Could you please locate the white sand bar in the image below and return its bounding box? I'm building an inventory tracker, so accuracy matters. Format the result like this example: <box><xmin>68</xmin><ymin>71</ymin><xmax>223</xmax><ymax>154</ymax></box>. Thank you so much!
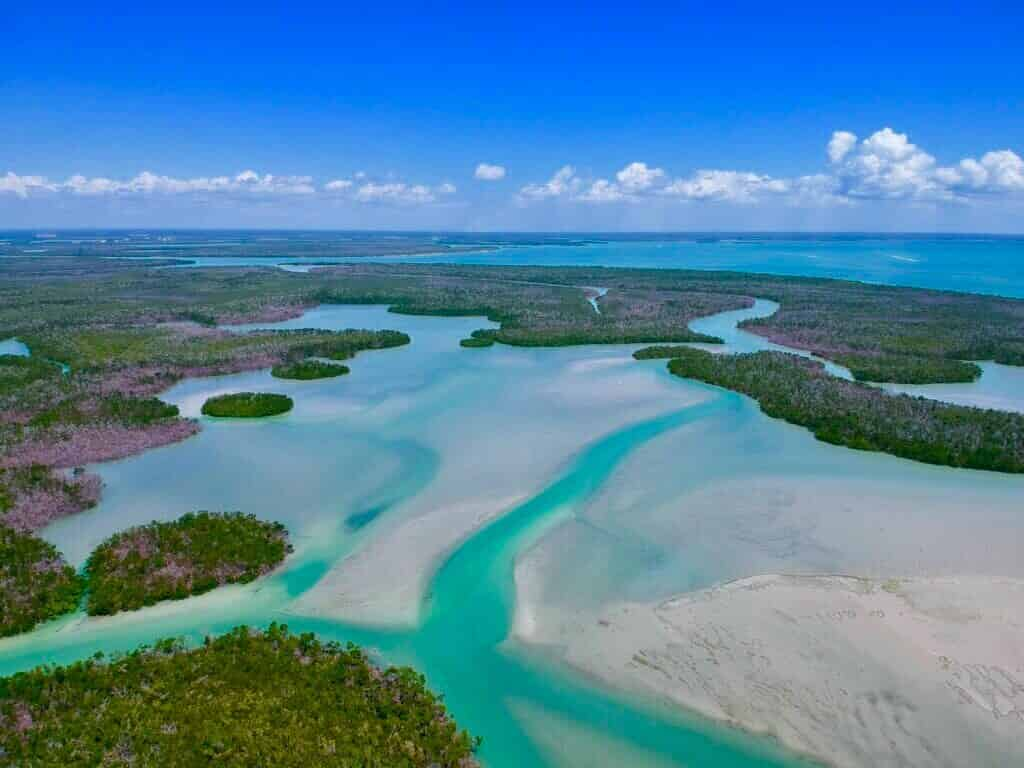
<box><xmin>521</xmin><ymin>575</ymin><xmax>1023</xmax><ymax>768</ymax></box>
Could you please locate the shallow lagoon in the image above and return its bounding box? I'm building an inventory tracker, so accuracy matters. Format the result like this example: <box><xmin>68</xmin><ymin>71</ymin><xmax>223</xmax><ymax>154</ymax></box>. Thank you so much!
<box><xmin>3</xmin><ymin>302</ymin><xmax>1024</xmax><ymax>767</ymax></box>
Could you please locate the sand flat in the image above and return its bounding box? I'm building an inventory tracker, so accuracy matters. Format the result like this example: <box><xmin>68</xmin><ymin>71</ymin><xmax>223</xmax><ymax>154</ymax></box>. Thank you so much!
<box><xmin>519</xmin><ymin>575</ymin><xmax>1024</xmax><ymax>768</ymax></box>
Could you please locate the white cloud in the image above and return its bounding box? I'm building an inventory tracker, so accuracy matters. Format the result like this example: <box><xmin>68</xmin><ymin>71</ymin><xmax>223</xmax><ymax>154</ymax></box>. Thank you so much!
<box><xmin>0</xmin><ymin>169</ymin><xmax>453</xmax><ymax>204</ymax></box>
<box><xmin>4</xmin><ymin>132</ymin><xmax>1022</xmax><ymax>215</ymax></box>
<box><xmin>788</xmin><ymin>173</ymin><xmax>850</xmax><ymax>206</ymax></box>
<box><xmin>325</xmin><ymin>176</ymin><xmax>454</xmax><ymax>203</ymax></box>
<box><xmin>662</xmin><ymin>170</ymin><xmax>789</xmax><ymax>203</ymax></box>
<box><xmin>354</xmin><ymin>183</ymin><xmax>435</xmax><ymax>204</ymax></box>
<box><xmin>827</xmin><ymin>131</ymin><xmax>857</xmax><ymax>163</ymax></box>
<box><xmin>936</xmin><ymin>150</ymin><xmax>1024</xmax><ymax>194</ymax></box>
<box><xmin>831</xmin><ymin>127</ymin><xmax>943</xmax><ymax>200</ymax></box>
<box><xmin>518</xmin><ymin>165</ymin><xmax>580</xmax><ymax>200</ymax></box>
<box><xmin>510</xmin><ymin>127</ymin><xmax>1020</xmax><ymax>210</ymax></box>
<box><xmin>474</xmin><ymin>163</ymin><xmax>506</xmax><ymax>181</ymax></box>
<box><xmin>350</xmin><ymin>180</ymin><xmax>454</xmax><ymax>204</ymax></box>
<box><xmin>0</xmin><ymin>172</ymin><xmax>57</xmax><ymax>198</ymax></box>
<box><xmin>577</xmin><ymin>179</ymin><xmax>626</xmax><ymax>203</ymax></box>
<box><xmin>616</xmin><ymin>161</ymin><xmax>664</xmax><ymax>192</ymax></box>
<box><xmin>7</xmin><ymin>169</ymin><xmax>317</xmax><ymax>197</ymax></box>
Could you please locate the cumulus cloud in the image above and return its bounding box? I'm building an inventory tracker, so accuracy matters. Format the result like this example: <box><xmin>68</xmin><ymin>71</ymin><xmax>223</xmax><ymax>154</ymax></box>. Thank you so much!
<box><xmin>826</xmin><ymin>128</ymin><xmax>1024</xmax><ymax>202</ymax></box>
<box><xmin>350</xmin><ymin>181</ymin><xmax>456</xmax><ymax>204</ymax></box>
<box><xmin>578</xmin><ymin>179</ymin><xmax>627</xmax><ymax>203</ymax></box>
<box><xmin>325</xmin><ymin>175</ymin><xmax>455</xmax><ymax>204</ymax></box>
<box><xmin>514</xmin><ymin>127</ymin><xmax>1023</xmax><ymax>209</ymax></box>
<box><xmin>0</xmin><ymin>170</ymin><xmax>316</xmax><ymax>197</ymax></box>
<box><xmin>1</xmin><ymin>169</ymin><xmax>456</xmax><ymax>206</ymax></box>
<box><xmin>935</xmin><ymin>150</ymin><xmax>1024</xmax><ymax>195</ymax></box>
<box><xmin>616</xmin><ymin>161</ymin><xmax>665</xmax><ymax>192</ymax></box>
<box><xmin>662</xmin><ymin>170</ymin><xmax>789</xmax><ymax>203</ymax></box>
<box><xmin>827</xmin><ymin>131</ymin><xmax>857</xmax><ymax>163</ymax></box>
<box><xmin>474</xmin><ymin>163</ymin><xmax>506</xmax><ymax>181</ymax></box>
<box><xmin>518</xmin><ymin>165</ymin><xmax>580</xmax><ymax>200</ymax></box>
<box><xmin>0</xmin><ymin>172</ymin><xmax>57</xmax><ymax>198</ymax></box>
<box><xmin>522</xmin><ymin>161</ymin><xmax>666</xmax><ymax>203</ymax></box>
<box><xmin>4</xmin><ymin>131</ymin><xmax>1022</xmax><ymax>214</ymax></box>
<box><xmin>830</xmin><ymin>128</ymin><xmax>943</xmax><ymax>200</ymax></box>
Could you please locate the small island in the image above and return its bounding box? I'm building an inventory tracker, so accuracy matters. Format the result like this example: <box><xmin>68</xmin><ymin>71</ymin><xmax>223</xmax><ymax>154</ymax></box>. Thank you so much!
<box><xmin>459</xmin><ymin>336</ymin><xmax>494</xmax><ymax>348</ymax></box>
<box><xmin>0</xmin><ymin>623</ymin><xmax>479</xmax><ymax>767</ymax></box>
<box><xmin>633</xmin><ymin>344</ymin><xmax>705</xmax><ymax>360</ymax></box>
<box><xmin>0</xmin><ymin>525</ymin><xmax>83</xmax><ymax>638</ymax></box>
<box><xmin>84</xmin><ymin>511</ymin><xmax>292</xmax><ymax>615</ymax></box>
<box><xmin>271</xmin><ymin>359</ymin><xmax>350</xmax><ymax>380</ymax></box>
<box><xmin>201</xmin><ymin>392</ymin><xmax>293</xmax><ymax>418</ymax></box>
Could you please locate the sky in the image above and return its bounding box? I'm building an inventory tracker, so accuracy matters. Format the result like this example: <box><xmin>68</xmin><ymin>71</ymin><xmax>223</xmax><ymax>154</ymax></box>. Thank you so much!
<box><xmin>2</xmin><ymin>1</ymin><xmax>1023</xmax><ymax>232</ymax></box>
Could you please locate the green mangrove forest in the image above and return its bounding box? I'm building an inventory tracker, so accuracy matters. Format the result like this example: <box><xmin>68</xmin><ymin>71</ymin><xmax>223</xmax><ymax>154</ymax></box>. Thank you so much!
<box><xmin>661</xmin><ymin>348</ymin><xmax>1024</xmax><ymax>473</ymax></box>
<box><xmin>201</xmin><ymin>393</ymin><xmax>293</xmax><ymax>418</ymax></box>
<box><xmin>85</xmin><ymin>511</ymin><xmax>292</xmax><ymax>616</ymax></box>
<box><xmin>0</xmin><ymin>525</ymin><xmax>83</xmax><ymax>639</ymax></box>
<box><xmin>0</xmin><ymin>624</ymin><xmax>479</xmax><ymax>767</ymax></box>
<box><xmin>271</xmin><ymin>359</ymin><xmax>349</xmax><ymax>380</ymax></box>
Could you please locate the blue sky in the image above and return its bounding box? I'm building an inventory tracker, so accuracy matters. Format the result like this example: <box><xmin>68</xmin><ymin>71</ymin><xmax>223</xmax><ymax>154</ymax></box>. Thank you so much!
<box><xmin>2</xmin><ymin>1</ymin><xmax>1023</xmax><ymax>231</ymax></box>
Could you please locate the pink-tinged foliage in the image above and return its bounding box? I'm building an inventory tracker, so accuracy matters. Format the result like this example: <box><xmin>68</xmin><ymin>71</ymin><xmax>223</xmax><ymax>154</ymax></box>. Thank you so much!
<box><xmin>85</xmin><ymin>511</ymin><xmax>292</xmax><ymax>615</ymax></box>
<box><xmin>5</xmin><ymin>421</ymin><xmax>199</xmax><ymax>470</ymax></box>
<box><xmin>216</xmin><ymin>302</ymin><xmax>312</xmax><ymax>325</ymax></box>
<box><xmin>2</xmin><ymin>471</ymin><xmax>102</xmax><ymax>532</ymax></box>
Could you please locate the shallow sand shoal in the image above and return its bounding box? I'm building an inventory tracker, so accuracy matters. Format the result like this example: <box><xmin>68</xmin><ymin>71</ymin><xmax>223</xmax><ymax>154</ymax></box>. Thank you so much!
<box><xmin>516</xmin><ymin>574</ymin><xmax>1024</xmax><ymax>768</ymax></box>
<box><xmin>290</xmin><ymin>352</ymin><xmax>708</xmax><ymax>627</ymax></box>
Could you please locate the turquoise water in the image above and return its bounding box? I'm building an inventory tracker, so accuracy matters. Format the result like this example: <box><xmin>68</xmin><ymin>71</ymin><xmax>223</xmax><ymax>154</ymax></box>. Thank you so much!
<box><xmin>1</xmin><ymin>307</ymin><xmax>813</xmax><ymax>767</ymax></box>
<box><xmin>382</xmin><ymin>237</ymin><xmax>1024</xmax><ymax>298</ymax></box>
<box><xmin>114</xmin><ymin>235</ymin><xmax>1024</xmax><ymax>298</ymax></box>
<box><xmin>3</xmin><ymin>297</ymin><xmax>1024</xmax><ymax>765</ymax></box>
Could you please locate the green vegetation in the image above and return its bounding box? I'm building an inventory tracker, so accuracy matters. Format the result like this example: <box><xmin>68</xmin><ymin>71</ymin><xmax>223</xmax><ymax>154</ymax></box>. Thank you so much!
<box><xmin>662</xmin><ymin>347</ymin><xmax>1024</xmax><ymax>473</ymax></box>
<box><xmin>633</xmin><ymin>344</ymin><xmax>705</xmax><ymax>359</ymax></box>
<box><xmin>30</xmin><ymin>394</ymin><xmax>179</xmax><ymax>428</ymax></box>
<box><xmin>310</xmin><ymin>269</ymin><xmax>741</xmax><ymax>348</ymax></box>
<box><xmin>0</xmin><ymin>525</ymin><xmax>83</xmax><ymax>638</ymax></box>
<box><xmin>459</xmin><ymin>336</ymin><xmax>494</xmax><ymax>348</ymax></box>
<box><xmin>271</xmin><ymin>359</ymin><xmax>349</xmax><ymax>379</ymax></box>
<box><xmin>201</xmin><ymin>392</ymin><xmax>293</xmax><ymax>418</ymax></box>
<box><xmin>0</xmin><ymin>354</ymin><xmax>61</xmax><ymax>398</ymax></box>
<box><xmin>830</xmin><ymin>353</ymin><xmax>982</xmax><ymax>384</ymax></box>
<box><xmin>335</xmin><ymin>263</ymin><xmax>1023</xmax><ymax>384</ymax></box>
<box><xmin>295</xmin><ymin>328</ymin><xmax>410</xmax><ymax>361</ymax></box>
<box><xmin>0</xmin><ymin>623</ymin><xmax>479</xmax><ymax>766</ymax></box>
<box><xmin>85</xmin><ymin>511</ymin><xmax>292</xmax><ymax>615</ymax></box>
<box><xmin>2</xmin><ymin>258</ymin><xmax>1023</xmax><ymax>496</ymax></box>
